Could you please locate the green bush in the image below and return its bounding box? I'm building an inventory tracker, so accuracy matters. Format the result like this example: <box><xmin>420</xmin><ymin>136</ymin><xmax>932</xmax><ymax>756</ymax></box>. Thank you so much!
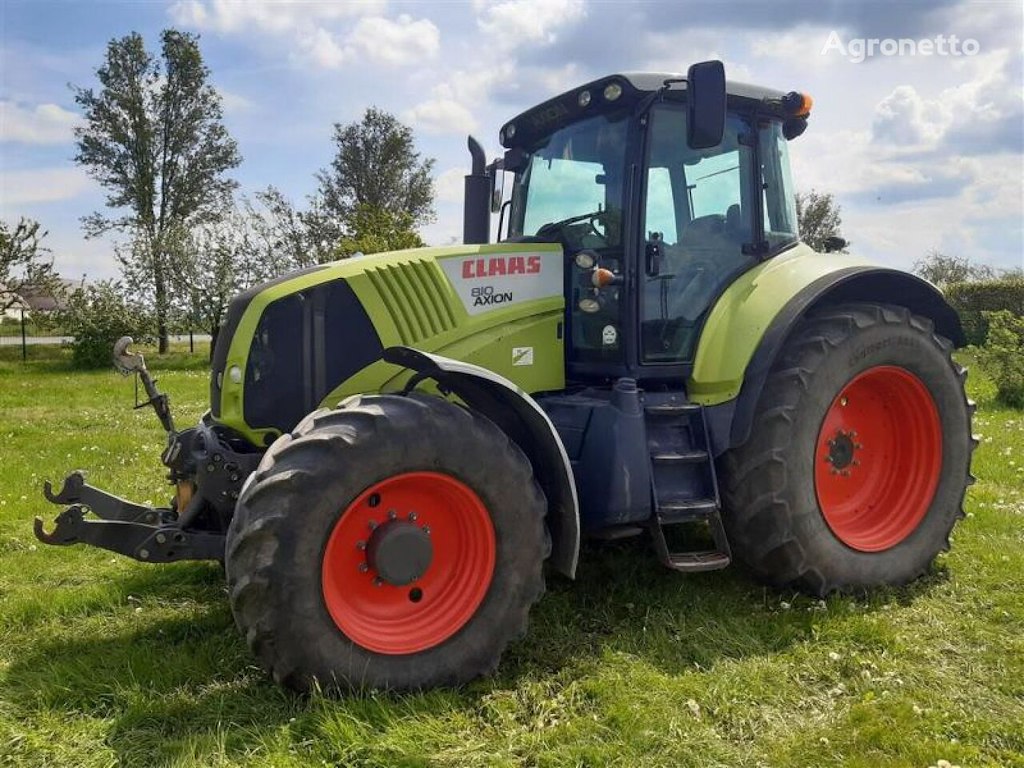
<box><xmin>59</xmin><ymin>281</ymin><xmax>153</xmax><ymax>369</ymax></box>
<box><xmin>945</xmin><ymin>277</ymin><xmax>1024</xmax><ymax>345</ymax></box>
<box><xmin>977</xmin><ymin>310</ymin><xmax>1024</xmax><ymax>409</ymax></box>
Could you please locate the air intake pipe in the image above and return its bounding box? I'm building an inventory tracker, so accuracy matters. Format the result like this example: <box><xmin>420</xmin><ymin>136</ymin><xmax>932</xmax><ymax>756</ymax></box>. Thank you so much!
<box><xmin>463</xmin><ymin>135</ymin><xmax>490</xmax><ymax>245</ymax></box>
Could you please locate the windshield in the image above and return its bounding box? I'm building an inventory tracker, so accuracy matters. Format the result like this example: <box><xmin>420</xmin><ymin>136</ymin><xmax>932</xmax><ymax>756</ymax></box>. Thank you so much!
<box><xmin>508</xmin><ymin>112</ymin><xmax>629</xmax><ymax>248</ymax></box>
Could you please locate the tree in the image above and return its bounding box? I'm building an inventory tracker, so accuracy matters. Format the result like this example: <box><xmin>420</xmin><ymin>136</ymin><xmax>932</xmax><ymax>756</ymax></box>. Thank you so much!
<box><xmin>168</xmin><ymin>212</ymin><xmax>251</xmax><ymax>358</ymax></box>
<box><xmin>334</xmin><ymin>204</ymin><xmax>426</xmax><ymax>258</ymax></box>
<box><xmin>912</xmin><ymin>250</ymin><xmax>995</xmax><ymax>286</ymax></box>
<box><xmin>60</xmin><ymin>280</ymin><xmax>152</xmax><ymax>369</ymax></box>
<box><xmin>795</xmin><ymin>190</ymin><xmax>846</xmax><ymax>252</ymax></box>
<box><xmin>0</xmin><ymin>217</ymin><xmax>58</xmax><ymax>313</ymax></box>
<box><xmin>245</xmin><ymin>187</ymin><xmax>336</xmax><ymax>270</ymax></box>
<box><xmin>73</xmin><ymin>29</ymin><xmax>241</xmax><ymax>353</ymax></box>
<box><xmin>316</xmin><ymin>107</ymin><xmax>435</xmax><ymax>239</ymax></box>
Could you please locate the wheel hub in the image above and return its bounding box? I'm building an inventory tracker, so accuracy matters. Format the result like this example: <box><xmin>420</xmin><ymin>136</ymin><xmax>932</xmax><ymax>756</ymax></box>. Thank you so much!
<box><xmin>826</xmin><ymin>431</ymin><xmax>858</xmax><ymax>471</ymax></box>
<box><xmin>366</xmin><ymin>520</ymin><xmax>433</xmax><ymax>586</ymax></box>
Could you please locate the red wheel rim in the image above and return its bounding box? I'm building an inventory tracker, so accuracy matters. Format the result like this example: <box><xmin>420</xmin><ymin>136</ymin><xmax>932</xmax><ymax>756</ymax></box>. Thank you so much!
<box><xmin>814</xmin><ymin>365</ymin><xmax>942</xmax><ymax>552</ymax></box>
<box><xmin>321</xmin><ymin>472</ymin><xmax>495</xmax><ymax>655</ymax></box>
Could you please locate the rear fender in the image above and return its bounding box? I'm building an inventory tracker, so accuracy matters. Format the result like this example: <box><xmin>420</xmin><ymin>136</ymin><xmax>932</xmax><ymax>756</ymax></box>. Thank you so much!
<box><xmin>383</xmin><ymin>346</ymin><xmax>580</xmax><ymax>579</ymax></box>
<box><xmin>694</xmin><ymin>256</ymin><xmax>964</xmax><ymax>454</ymax></box>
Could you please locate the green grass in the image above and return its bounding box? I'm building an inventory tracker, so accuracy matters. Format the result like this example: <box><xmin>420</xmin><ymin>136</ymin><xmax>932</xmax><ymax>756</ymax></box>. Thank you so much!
<box><xmin>0</xmin><ymin>345</ymin><xmax>1021</xmax><ymax>767</ymax></box>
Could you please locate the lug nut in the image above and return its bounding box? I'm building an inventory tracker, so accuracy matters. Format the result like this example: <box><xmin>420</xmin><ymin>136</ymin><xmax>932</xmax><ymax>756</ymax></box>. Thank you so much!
<box><xmin>422</xmin><ymin>525</ymin><xmax>431</xmax><ymax>535</ymax></box>
<box><xmin>155</xmin><ymin>533</ymin><xmax>166</xmax><ymax>544</ymax></box>
<box><xmin>368</xmin><ymin>520</ymin><xmax>378</xmax><ymax>531</ymax></box>
<box><xmin>373</xmin><ymin>577</ymin><xmax>384</xmax><ymax>587</ymax></box>
<box><xmin>388</xmin><ymin>509</ymin><xmax>397</xmax><ymax>520</ymax></box>
<box><xmin>408</xmin><ymin>511</ymin><xmax>418</xmax><ymax>521</ymax></box>
<box><xmin>356</xmin><ymin>540</ymin><xmax>367</xmax><ymax>551</ymax></box>
<box><xmin>139</xmin><ymin>549</ymin><xmax>150</xmax><ymax>559</ymax></box>
<box><xmin>358</xmin><ymin>563</ymin><xmax>369</xmax><ymax>573</ymax></box>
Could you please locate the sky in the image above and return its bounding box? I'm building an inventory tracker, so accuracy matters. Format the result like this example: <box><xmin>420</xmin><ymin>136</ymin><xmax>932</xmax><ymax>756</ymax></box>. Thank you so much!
<box><xmin>1</xmin><ymin>0</ymin><xmax>1022</xmax><ymax>282</ymax></box>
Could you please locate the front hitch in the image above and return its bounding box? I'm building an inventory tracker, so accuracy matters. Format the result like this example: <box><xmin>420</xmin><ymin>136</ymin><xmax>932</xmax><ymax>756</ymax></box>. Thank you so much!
<box><xmin>34</xmin><ymin>472</ymin><xmax>225</xmax><ymax>563</ymax></box>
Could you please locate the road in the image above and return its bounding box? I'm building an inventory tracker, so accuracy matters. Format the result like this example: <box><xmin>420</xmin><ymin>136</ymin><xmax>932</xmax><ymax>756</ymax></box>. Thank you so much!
<box><xmin>0</xmin><ymin>334</ymin><xmax>212</xmax><ymax>347</ymax></box>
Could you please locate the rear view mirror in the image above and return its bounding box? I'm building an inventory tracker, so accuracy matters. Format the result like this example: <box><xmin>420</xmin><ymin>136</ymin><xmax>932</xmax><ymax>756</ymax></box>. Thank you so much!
<box><xmin>687</xmin><ymin>60</ymin><xmax>726</xmax><ymax>149</ymax></box>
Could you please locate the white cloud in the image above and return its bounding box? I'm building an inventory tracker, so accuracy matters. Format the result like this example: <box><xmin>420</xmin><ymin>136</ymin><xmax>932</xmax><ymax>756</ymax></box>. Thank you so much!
<box><xmin>171</xmin><ymin>1</ymin><xmax>436</xmax><ymax>71</ymax></box>
<box><xmin>406</xmin><ymin>97</ymin><xmax>478</xmax><ymax>135</ymax></box>
<box><xmin>216</xmin><ymin>87</ymin><xmax>252</xmax><ymax>114</ymax></box>
<box><xmin>872</xmin><ymin>85</ymin><xmax>949</xmax><ymax>146</ymax></box>
<box><xmin>298</xmin><ymin>27</ymin><xmax>349</xmax><ymax>69</ymax></box>
<box><xmin>0</xmin><ymin>101</ymin><xmax>79</xmax><ymax>144</ymax></box>
<box><xmin>405</xmin><ymin>62</ymin><xmax>514</xmax><ymax>136</ymax></box>
<box><xmin>348</xmin><ymin>14</ymin><xmax>440</xmax><ymax>66</ymax></box>
<box><xmin>168</xmin><ymin>0</ymin><xmax>385</xmax><ymax>35</ymax></box>
<box><xmin>476</xmin><ymin>0</ymin><xmax>586</xmax><ymax>48</ymax></box>
<box><xmin>433</xmin><ymin>167</ymin><xmax>466</xmax><ymax>203</ymax></box>
<box><xmin>0</xmin><ymin>167</ymin><xmax>93</xmax><ymax>206</ymax></box>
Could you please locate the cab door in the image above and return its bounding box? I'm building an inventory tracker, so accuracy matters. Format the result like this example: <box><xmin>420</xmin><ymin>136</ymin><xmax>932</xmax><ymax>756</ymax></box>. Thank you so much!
<box><xmin>639</xmin><ymin>104</ymin><xmax>757</xmax><ymax>366</ymax></box>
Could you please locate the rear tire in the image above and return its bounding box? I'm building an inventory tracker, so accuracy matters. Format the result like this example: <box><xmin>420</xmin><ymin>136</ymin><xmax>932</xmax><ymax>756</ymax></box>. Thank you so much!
<box><xmin>226</xmin><ymin>393</ymin><xmax>549</xmax><ymax>691</ymax></box>
<box><xmin>720</xmin><ymin>303</ymin><xmax>975</xmax><ymax>595</ymax></box>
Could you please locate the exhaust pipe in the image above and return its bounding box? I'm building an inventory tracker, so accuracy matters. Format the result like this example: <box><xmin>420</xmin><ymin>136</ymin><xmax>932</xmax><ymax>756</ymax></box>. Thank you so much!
<box><xmin>463</xmin><ymin>135</ymin><xmax>490</xmax><ymax>245</ymax></box>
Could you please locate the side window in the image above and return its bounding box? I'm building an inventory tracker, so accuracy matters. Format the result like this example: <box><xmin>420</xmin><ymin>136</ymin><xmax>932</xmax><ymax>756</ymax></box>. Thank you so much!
<box><xmin>688</xmin><ymin>151</ymin><xmax>742</xmax><ymax>220</ymax></box>
<box><xmin>645</xmin><ymin>167</ymin><xmax>677</xmax><ymax>241</ymax></box>
<box><xmin>759</xmin><ymin>122</ymin><xmax>799</xmax><ymax>247</ymax></box>
<box><xmin>641</xmin><ymin>106</ymin><xmax>754</xmax><ymax>363</ymax></box>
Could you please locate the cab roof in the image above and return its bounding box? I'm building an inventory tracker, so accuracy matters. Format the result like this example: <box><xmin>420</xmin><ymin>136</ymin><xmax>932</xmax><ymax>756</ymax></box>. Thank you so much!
<box><xmin>500</xmin><ymin>72</ymin><xmax>790</xmax><ymax>150</ymax></box>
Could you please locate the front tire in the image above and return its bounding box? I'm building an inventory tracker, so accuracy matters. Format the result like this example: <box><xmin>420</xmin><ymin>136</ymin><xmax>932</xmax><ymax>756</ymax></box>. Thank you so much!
<box><xmin>226</xmin><ymin>393</ymin><xmax>549</xmax><ymax>691</ymax></box>
<box><xmin>720</xmin><ymin>303</ymin><xmax>975</xmax><ymax>595</ymax></box>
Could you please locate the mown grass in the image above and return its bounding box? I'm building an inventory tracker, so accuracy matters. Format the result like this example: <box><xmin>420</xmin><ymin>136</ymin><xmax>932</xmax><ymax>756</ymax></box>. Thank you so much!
<box><xmin>0</xmin><ymin>344</ymin><xmax>1021</xmax><ymax>767</ymax></box>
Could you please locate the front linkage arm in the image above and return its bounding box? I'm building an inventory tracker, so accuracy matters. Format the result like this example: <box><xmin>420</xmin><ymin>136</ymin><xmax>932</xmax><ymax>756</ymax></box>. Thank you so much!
<box><xmin>34</xmin><ymin>337</ymin><xmax>235</xmax><ymax>564</ymax></box>
<box><xmin>35</xmin><ymin>471</ymin><xmax>226</xmax><ymax>563</ymax></box>
<box><xmin>34</xmin><ymin>503</ymin><xmax>224</xmax><ymax>563</ymax></box>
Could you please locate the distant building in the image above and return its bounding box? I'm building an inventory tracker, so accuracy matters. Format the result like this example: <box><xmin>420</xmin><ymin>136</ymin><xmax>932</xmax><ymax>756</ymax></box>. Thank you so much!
<box><xmin>0</xmin><ymin>277</ymin><xmax>83</xmax><ymax>319</ymax></box>
<box><xmin>0</xmin><ymin>283</ymin><xmax>31</xmax><ymax>320</ymax></box>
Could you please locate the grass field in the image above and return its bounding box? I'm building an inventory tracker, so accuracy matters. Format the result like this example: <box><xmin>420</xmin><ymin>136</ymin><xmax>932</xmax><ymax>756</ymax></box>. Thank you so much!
<box><xmin>0</xmin><ymin>344</ymin><xmax>1021</xmax><ymax>767</ymax></box>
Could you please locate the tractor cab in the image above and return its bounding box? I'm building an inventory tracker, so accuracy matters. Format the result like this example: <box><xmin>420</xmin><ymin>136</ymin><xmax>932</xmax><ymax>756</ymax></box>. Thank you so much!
<box><xmin>478</xmin><ymin>64</ymin><xmax>811</xmax><ymax>384</ymax></box>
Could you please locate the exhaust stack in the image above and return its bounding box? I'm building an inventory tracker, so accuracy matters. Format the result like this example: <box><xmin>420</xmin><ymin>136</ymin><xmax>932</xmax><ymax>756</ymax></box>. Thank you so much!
<box><xmin>463</xmin><ymin>135</ymin><xmax>490</xmax><ymax>245</ymax></box>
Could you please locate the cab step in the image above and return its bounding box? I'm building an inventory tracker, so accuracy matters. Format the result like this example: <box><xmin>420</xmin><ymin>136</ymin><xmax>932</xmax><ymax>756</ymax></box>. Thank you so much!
<box><xmin>657</xmin><ymin>496</ymin><xmax>718</xmax><ymax>523</ymax></box>
<box><xmin>644</xmin><ymin>397</ymin><xmax>731</xmax><ymax>573</ymax></box>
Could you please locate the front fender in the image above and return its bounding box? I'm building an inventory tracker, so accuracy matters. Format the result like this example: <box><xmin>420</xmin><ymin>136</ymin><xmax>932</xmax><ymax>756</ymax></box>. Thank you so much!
<box><xmin>383</xmin><ymin>346</ymin><xmax>581</xmax><ymax>579</ymax></box>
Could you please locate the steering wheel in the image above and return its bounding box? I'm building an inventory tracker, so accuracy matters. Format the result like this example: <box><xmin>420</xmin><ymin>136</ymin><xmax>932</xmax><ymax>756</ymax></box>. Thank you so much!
<box><xmin>536</xmin><ymin>209</ymin><xmax>614</xmax><ymax>249</ymax></box>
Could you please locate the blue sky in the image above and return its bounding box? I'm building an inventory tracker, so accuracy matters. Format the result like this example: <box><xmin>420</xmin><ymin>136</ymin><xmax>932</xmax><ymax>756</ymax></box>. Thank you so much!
<box><xmin>1</xmin><ymin>0</ymin><xmax>1022</xmax><ymax>282</ymax></box>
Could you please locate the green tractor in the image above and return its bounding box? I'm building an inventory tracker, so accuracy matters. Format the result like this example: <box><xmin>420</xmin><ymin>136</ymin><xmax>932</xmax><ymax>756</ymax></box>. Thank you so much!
<box><xmin>35</xmin><ymin>62</ymin><xmax>974</xmax><ymax>691</ymax></box>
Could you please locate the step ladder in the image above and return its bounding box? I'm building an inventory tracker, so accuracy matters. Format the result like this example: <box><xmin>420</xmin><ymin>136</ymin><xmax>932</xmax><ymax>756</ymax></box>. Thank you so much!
<box><xmin>644</xmin><ymin>400</ymin><xmax>732</xmax><ymax>572</ymax></box>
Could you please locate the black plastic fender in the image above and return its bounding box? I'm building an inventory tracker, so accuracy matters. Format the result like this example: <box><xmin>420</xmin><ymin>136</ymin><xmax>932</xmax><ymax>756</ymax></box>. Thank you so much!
<box><xmin>718</xmin><ymin>266</ymin><xmax>965</xmax><ymax>454</ymax></box>
<box><xmin>383</xmin><ymin>346</ymin><xmax>581</xmax><ymax>579</ymax></box>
